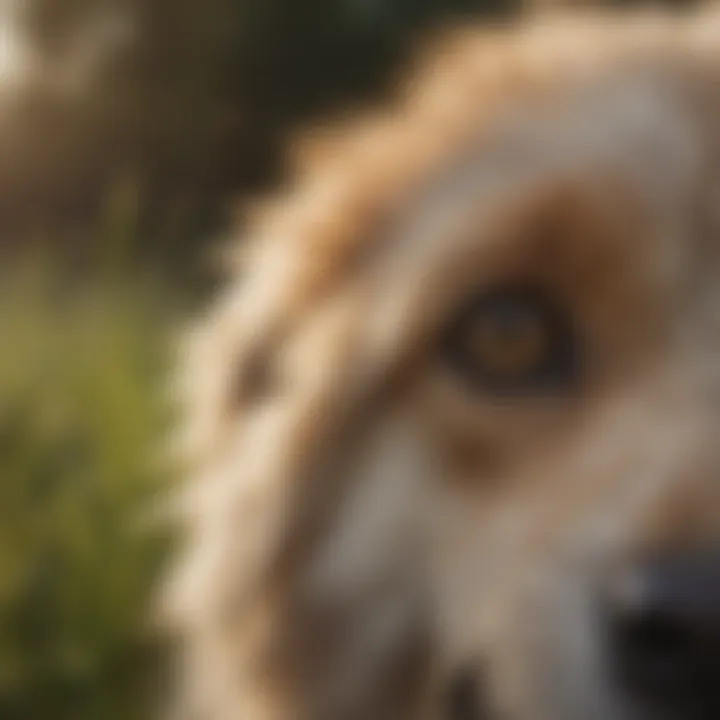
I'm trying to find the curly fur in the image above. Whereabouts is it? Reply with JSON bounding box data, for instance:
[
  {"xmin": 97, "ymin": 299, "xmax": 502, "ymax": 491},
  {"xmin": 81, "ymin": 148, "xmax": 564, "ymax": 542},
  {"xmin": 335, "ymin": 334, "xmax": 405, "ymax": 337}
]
[{"xmin": 161, "ymin": 6, "xmax": 720, "ymax": 720}]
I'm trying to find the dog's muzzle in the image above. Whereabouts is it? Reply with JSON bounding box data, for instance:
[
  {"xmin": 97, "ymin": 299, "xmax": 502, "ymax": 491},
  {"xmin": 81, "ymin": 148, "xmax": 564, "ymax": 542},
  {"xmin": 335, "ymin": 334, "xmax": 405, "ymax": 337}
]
[{"xmin": 446, "ymin": 552, "xmax": 720, "ymax": 720}]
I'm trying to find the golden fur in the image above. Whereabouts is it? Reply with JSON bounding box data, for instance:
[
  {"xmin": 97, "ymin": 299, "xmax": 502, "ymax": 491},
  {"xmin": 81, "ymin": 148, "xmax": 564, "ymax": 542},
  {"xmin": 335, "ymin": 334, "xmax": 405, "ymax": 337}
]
[{"xmin": 162, "ymin": 6, "xmax": 720, "ymax": 719}]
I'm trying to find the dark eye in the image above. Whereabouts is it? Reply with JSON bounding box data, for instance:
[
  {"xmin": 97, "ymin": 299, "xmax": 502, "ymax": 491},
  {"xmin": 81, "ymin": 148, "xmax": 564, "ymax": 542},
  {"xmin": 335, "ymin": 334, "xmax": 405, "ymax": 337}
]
[{"xmin": 441, "ymin": 285, "xmax": 577, "ymax": 395}]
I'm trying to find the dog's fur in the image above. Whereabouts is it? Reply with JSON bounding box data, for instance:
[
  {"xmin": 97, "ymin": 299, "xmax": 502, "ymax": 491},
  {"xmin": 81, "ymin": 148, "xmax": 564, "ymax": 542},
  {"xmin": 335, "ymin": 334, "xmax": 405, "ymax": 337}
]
[{"xmin": 163, "ymin": 6, "xmax": 720, "ymax": 720}]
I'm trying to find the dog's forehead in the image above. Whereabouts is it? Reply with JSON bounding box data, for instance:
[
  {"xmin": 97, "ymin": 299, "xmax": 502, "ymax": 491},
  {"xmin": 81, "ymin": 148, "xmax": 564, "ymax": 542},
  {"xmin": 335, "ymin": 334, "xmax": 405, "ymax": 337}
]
[
  {"xmin": 349, "ymin": 76, "xmax": 702, "ymax": 358},
  {"xmin": 427, "ymin": 68, "xmax": 696, "ymax": 201},
  {"xmin": 383, "ymin": 70, "xmax": 700, "ymax": 274}
]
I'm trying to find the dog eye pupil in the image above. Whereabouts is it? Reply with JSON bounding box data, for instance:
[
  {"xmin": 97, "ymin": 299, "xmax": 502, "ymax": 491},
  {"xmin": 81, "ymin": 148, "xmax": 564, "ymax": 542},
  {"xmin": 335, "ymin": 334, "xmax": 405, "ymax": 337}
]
[
  {"xmin": 469, "ymin": 304, "xmax": 548, "ymax": 375},
  {"xmin": 441, "ymin": 285, "xmax": 576, "ymax": 395}
]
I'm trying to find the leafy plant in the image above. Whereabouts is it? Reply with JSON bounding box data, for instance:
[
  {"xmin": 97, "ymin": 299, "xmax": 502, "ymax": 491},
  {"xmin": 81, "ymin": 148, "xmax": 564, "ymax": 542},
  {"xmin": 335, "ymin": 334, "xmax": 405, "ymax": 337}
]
[{"xmin": 0, "ymin": 259, "xmax": 179, "ymax": 720}]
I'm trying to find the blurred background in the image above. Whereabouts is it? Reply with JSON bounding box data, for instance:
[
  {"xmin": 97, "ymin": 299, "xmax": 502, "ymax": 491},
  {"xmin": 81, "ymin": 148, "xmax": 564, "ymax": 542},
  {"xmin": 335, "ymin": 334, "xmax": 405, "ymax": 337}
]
[{"xmin": 0, "ymin": 0, "xmax": 694, "ymax": 718}]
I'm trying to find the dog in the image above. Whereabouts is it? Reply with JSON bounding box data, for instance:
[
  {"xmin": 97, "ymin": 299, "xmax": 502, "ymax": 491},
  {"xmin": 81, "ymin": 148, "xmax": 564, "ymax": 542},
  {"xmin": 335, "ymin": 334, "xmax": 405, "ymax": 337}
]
[{"xmin": 162, "ymin": 6, "xmax": 720, "ymax": 720}]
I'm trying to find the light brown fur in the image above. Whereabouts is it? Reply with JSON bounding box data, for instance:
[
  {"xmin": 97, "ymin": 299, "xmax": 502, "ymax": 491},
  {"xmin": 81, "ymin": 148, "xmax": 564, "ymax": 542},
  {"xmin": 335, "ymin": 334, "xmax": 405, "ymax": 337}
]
[{"xmin": 163, "ymin": 6, "xmax": 720, "ymax": 720}]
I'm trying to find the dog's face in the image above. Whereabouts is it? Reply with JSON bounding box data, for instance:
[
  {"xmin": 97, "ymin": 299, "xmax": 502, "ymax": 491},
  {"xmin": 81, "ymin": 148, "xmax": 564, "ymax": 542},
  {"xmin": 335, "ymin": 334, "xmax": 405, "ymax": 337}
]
[{"xmin": 167, "ymin": 13, "xmax": 720, "ymax": 720}]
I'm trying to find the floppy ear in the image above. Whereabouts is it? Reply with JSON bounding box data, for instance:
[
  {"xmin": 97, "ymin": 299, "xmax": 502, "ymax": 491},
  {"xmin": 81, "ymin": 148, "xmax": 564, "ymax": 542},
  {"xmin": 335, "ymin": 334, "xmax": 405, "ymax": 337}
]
[
  {"xmin": 161, "ymin": 237, "xmax": 452, "ymax": 715},
  {"xmin": 156, "ymin": 135, "xmax": 446, "ymax": 720}
]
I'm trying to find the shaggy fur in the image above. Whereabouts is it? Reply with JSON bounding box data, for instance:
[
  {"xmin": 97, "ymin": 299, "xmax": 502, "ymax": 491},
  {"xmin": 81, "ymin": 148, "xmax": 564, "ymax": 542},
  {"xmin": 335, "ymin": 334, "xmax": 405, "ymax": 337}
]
[{"xmin": 162, "ymin": 6, "xmax": 720, "ymax": 720}]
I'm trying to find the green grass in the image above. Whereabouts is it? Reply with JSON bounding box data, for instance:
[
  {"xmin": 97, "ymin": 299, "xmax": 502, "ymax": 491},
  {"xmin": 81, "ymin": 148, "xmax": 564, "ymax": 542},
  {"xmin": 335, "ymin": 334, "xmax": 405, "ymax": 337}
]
[{"xmin": 0, "ymin": 259, "xmax": 182, "ymax": 720}]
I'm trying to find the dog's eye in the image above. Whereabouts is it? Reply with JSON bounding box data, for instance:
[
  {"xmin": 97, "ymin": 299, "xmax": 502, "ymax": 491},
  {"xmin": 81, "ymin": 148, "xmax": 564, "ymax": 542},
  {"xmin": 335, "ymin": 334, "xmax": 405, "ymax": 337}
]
[{"xmin": 441, "ymin": 286, "xmax": 577, "ymax": 395}]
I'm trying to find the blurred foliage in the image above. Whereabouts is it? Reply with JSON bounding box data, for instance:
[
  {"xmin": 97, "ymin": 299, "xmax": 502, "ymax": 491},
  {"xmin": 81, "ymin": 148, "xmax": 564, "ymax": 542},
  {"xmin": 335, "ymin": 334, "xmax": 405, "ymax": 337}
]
[
  {"xmin": 0, "ymin": 255, "xmax": 179, "ymax": 719},
  {"xmin": 2, "ymin": 0, "xmax": 517, "ymax": 266}
]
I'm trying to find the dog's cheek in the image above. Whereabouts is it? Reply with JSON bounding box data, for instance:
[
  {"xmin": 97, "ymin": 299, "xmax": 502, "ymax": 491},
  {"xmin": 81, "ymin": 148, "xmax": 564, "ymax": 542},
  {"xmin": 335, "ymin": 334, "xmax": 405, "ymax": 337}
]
[
  {"xmin": 284, "ymin": 409, "xmax": 441, "ymax": 718},
  {"xmin": 302, "ymin": 411, "xmax": 434, "ymax": 599}
]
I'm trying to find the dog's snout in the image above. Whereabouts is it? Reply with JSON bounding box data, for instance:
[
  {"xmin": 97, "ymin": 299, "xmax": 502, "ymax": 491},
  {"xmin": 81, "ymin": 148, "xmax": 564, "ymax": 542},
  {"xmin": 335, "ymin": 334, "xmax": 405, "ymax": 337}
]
[{"xmin": 606, "ymin": 553, "xmax": 720, "ymax": 718}]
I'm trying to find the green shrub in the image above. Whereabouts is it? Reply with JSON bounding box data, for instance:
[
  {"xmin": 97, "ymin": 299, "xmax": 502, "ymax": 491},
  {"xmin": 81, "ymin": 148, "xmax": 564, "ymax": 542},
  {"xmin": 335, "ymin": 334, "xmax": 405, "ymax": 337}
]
[{"xmin": 0, "ymin": 260, "xmax": 179, "ymax": 720}]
